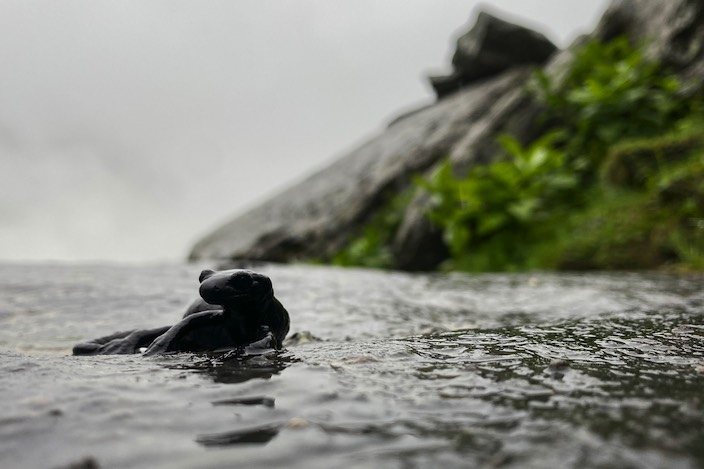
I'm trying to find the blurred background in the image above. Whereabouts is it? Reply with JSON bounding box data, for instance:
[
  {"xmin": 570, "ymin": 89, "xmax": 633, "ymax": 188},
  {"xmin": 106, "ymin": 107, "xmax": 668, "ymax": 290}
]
[{"xmin": 0, "ymin": 1, "xmax": 609, "ymax": 263}]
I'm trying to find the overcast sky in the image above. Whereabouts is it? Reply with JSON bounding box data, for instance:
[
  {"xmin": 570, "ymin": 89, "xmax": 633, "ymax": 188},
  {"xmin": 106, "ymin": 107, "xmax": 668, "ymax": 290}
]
[{"xmin": 0, "ymin": 1, "xmax": 610, "ymax": 263}]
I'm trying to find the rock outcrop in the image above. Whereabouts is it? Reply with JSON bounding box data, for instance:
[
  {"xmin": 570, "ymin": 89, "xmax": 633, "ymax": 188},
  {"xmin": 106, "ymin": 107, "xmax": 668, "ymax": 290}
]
[
  {"xmin": 190, "ymin": 0, "xmax": 704, "ymax": 269},
  {"xmin": 393, "ymin": 0, "xmax": 704, "ymax": 270},
  {"xmin": 429, "ymin": 11, "xmax": 557, "ymax": 98},
  {"xmin": 189, "ymin": 65, "xmax": 537, "ymax": 263}
]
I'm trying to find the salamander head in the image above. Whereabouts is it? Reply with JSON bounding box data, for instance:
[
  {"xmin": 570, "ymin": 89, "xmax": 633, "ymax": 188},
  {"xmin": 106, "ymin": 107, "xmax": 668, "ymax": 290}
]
[{"xmin": 198, "ymin": 269, "xmax": 274, "ymax": 306}]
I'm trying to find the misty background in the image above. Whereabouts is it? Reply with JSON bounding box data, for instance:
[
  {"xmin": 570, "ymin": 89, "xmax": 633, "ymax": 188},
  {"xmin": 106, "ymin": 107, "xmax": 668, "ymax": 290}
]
[{"xmin": 0, "ymin": 1, "xmax": 609, "ymax": 263}]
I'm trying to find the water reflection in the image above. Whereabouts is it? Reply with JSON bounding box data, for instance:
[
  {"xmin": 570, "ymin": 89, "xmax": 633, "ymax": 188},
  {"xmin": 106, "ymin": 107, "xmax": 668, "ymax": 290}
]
[
  {"xmin": 161, "ymin": 349, "xmax": 296, "ymax": 384},
  {"xmin": 196, "ymin": 423, "xmax": 280, "ymax": 447},
  {"xmin": 212, "ymin": 396, "xmax": 276, "ymax": 407},
  {"xmin": 154, "ymin": 350, "xmax": 297, "ymax": 448}
]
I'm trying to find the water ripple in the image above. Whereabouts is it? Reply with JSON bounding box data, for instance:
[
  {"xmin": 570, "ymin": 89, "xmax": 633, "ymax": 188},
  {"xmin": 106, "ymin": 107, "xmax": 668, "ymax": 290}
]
[{"xmin": 0, "ymin": 263, "xmax": 702, "ymax": 468}]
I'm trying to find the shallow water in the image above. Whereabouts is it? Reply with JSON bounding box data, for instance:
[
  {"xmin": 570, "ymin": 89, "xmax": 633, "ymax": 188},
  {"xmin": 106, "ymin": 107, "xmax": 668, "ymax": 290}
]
[{"xmin": 0, "ymin": 263, "xmax": 702, "ymax": 468}]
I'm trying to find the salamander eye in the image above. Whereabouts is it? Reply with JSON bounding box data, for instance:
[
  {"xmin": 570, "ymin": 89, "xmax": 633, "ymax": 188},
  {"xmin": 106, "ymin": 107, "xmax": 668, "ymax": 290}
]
[
  {"xmin": 228, "ymin": 272, "xmax": 253, "ymax": 290},
  {"xmin": 199, "ymin": 269, "xmax": 216, "ymax": 283}
]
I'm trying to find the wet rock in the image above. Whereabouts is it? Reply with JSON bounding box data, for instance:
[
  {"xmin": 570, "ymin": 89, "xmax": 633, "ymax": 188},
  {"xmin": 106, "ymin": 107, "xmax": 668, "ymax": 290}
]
[
  {"xmin": 392, "ymin": 192, "xmax": 448, "ymax": 271},
  {"xmin": 430, "ymin": 11, "xmax": 557, "ymax": 98},
  {"xmin": 189, "ymin": 0, "xmax": 704, "ymax": 270},
  {"xmin": 593, "ymin": 0, "xmax": 704, "ymax": 90},
  {"xmin": 427, "ymin": 71, "xmax": 465, "ymax": 99},
  {"xmin": 189, "ymin": 66, "xmax": 535, "ymax": 264},
  {"xmin": 188, "ymin": 8, "xmax": 550, "ymax": 265}
]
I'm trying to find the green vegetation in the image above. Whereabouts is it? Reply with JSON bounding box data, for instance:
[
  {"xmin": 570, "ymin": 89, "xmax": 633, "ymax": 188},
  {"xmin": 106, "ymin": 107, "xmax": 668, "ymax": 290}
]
[
  {"xmin": 532, "ymin": 37, "xmax": 690, "ymax": 173},
  {"xmin": 334, "ymin": 36, "xmax": 704, "ymax": 271},
  {"xmin": 332, "ymin": 190, "xmax": 412, "ymax": 269},
  {"xmin": 416, "ymin": 132, "xmax": 579, "ymax": 270}
]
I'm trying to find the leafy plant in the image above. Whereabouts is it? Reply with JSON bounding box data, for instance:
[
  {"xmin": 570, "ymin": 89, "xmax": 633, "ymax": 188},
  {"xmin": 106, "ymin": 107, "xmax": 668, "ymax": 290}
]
[
  {"xmin": 331, "ymin": 36, "xmax": 704, "ymax": 272},
  {"xmin": 415, "ymin": 36, "xmax": 704, "ymax": 271},
  {"xmin": 417, "ymin": 132, "xmax": 578, "ymax": 270},
  {"xmin": 532, "ymin": 36, "xmax": 688, "ymax": 170}
]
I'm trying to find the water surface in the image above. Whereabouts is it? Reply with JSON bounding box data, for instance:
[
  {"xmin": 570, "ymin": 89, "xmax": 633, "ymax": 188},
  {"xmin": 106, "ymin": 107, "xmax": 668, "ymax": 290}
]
[{"xmin": 0, "ymin": 263, "xmax": 702, "ymax": 468}]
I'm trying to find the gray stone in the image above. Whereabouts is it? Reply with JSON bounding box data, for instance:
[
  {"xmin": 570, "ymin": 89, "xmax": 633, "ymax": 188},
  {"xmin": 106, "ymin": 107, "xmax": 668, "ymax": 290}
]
[
  {"xmin": 427, "ymin": 71, "xmax": 465, "ymax": 99},
  {"xmin": 429, "ymin": 11, "xmax": 557, "ymax": 98},
  {"xmin": 190, "ymin": 0, "xmax": 704, "ymax": 270},
  {"xmin": 391, "ymin": 192, "xmax": 448, "ymax": 271},
  {"xmin": 593, "ymin": 0, "xmax": 704, "ymax": 91},
  {"xmin": 189, "ymin": 68, "xmax": 533, "ymax": 263}
]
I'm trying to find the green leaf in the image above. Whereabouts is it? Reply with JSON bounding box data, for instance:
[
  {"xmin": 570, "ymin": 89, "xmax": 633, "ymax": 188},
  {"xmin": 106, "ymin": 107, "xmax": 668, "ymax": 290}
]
[
  {"xmin": 508, "ymin": 198, "xmax": 539, "ymax": 222},
  {"xmin": 477, "ymin": 213, "xmax": 509, "ymax": 236},
  {"xmin": 498, "ymin": 134, "xmax": 524, "ymax": 159}
]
